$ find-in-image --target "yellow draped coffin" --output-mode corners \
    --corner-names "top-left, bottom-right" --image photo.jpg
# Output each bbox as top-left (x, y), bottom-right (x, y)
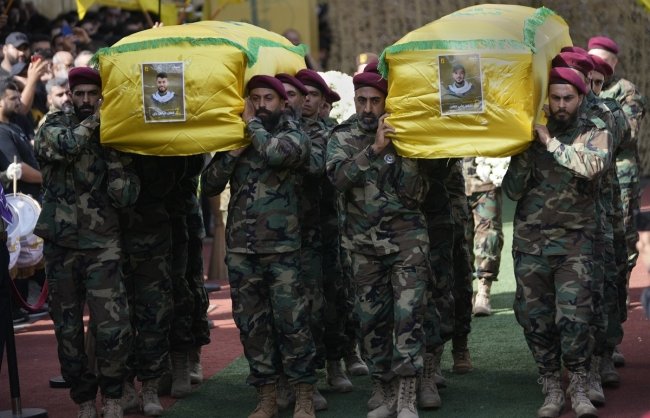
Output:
top-left (379, 5), bottom-right (572, 158)
top-left (94, 21), bottom-right (306, 155)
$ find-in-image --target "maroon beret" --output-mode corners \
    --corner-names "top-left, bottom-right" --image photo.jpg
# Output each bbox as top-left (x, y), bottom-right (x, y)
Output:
top-left (549, 67), bottom-right (587, 95)
top-left (588, 36), bottom-right (619, 55)
top-left (295, 69), bottom-right (330, 94)
top-left (353, 60), bottom-right (388, 96)
top-left (326, 89), bottom-right (341, 104)
top-left (247, 75), bottom-right (288, 101)
top-left (68, 67), bottom-right (101, 91)
top-left (551, 52), bottom-right (594, 77)
top-left (560, 46), bottom-right (588, 55)
top-left (275, 73), bottom-right (308, 96)
top-left (589, 54), bottom-right (613, 77)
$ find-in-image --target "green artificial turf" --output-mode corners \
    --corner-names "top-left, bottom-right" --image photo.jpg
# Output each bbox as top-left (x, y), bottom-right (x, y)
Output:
top-left (167, 194), bottom-right (544, 417)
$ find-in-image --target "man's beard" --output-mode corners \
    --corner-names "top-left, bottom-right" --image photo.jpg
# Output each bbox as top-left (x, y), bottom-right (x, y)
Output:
top-left (74, 104), bottom-right (94, 120)
top-left (256, 108), bottom-right (282, 131)
top-left (549, 108), bottom-right (578, 130)
top-left (358, 112), bottom-right (379, 131)
top-left (158, 88), bottom-right (168, 94)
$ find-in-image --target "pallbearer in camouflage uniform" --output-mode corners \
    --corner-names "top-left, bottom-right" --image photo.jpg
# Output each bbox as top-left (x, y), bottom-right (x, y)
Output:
top-left (445, 161), bottom-right (474, 374)
top-left (327, 63), bottom-right (429, 418)
top-left (118, 155), bottom-right (174, 416)
top-left (202, 75), bottom-right (316, 418)
top-left (462, 157), bottom-right (505, 316)
top-left (34, 67), bottom-right (140, 418)
top-left (503, 67), bottom-right (611, 418)
top-left (419, 159), bottom-right (454, 409)
top-left (588, 36), bottom-right (647, 368)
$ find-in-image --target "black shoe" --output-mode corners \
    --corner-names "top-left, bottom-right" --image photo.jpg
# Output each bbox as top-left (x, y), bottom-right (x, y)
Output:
top-left (12, 308), bottom-right (30, 324)
top-left (204, 283), bottom-right (222, 292)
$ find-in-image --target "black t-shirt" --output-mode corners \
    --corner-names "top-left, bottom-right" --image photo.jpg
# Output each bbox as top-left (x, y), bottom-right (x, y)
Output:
top-left (0, 122), bottom-right (41, 199)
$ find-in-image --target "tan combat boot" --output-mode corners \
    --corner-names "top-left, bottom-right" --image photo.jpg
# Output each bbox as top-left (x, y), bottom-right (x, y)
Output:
top-left (433, 345), bottom-right (446, 387)
top-left (141, 378), bottom-right (164, 417)
top-left (536, 372), bottom-right (564, 418)
top-left (102, 398), bottom-right (123, 418)
top-left (567, 370), bottom-right (598, 418)
top-left (276, 374), bottom-right (295, 410)
top-left (326, 360), bottom-right (353, 392)
top-left (367, 378), bottom-right (397, 418)
top-left (345, 346), bottom-right (369, 376)
top-left (189, 347), bottom-right (203, 384)
top-left (77, 400), bottom-right (97, 418)
top-left (472, 278), bottom-right (492, 316)
top-left (451, 335), bottom-right (473, 374)
top-left (396, 376), bottom-right (418, 418)
top-left (367, 378), bottom-right (385, 411)
top-left (293, 383), bottom-right (316, 418)
top-left (170, 350), bottom-right (191, 398)
top-left (119, 379), bottom-right (138, 413)
top-left (249, 384), bottom-right (278, 418)
top-left (418, 352), bottom-right (441, 409)
top-left (587, 356), bottom-right (605, 406)
top-left (599, 353), bottom-right (620, 388)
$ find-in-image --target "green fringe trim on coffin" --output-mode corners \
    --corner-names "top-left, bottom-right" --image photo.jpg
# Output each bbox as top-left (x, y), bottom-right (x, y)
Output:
top-left (378, 38), bottom-right (529, 78)
top-left (522, 7), bottom-right (558, 52)
top-left (90, 37), bottom-right (306, 68)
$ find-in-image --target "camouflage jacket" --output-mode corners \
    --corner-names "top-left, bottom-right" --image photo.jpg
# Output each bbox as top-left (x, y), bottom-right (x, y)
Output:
top-left (299, 116), bottom-right (328, 245)
top-left (584, 92), bottom-right (629, 234)
top-left (600, 76), bottom-right (646, 140)
top-left (421, 159), bottom-right (454, 227)
top-left (201, 113), bottom-right (310, 254)
top-left (502, 113), bottom-right (612, 256)
top-left (34, 111), bottom-right (140, 249)
top-left (462, 157), bottom-right (497, 195)
top-left (119, 154), bottom-right (177, 254)
top-left (326, 114), bottom-right (429, 255)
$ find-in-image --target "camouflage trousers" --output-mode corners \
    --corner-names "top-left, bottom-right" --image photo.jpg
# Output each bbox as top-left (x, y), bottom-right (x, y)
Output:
top-left (617, 163), bottom-right (640, 269)
top-left (123, 244), bottom-right (172, 381)
top-left (468, 188), bottom-right (504, 280)
top-left (423, 224), bottom-right (454, 350)
top-left (321, 228), bottom-right (355, 361)
top-left (513, 251), bottom-right (594, 374)
top-left (350, 246), bottom-right (429, 380)
top-left (187, 212), bottom-right (210, 348)
top-left (300, 242), bottom-right (326, 368)
top-left (591, 231), bottom-right (623, 357)
top-left (44, 242), bottom-right (132, 403)
top-left (227, 251), bottom-right (316, 386)
top-left (168, 215), bottom-right (194, 352)
top-left (451, 196), bottom-right (474, 338)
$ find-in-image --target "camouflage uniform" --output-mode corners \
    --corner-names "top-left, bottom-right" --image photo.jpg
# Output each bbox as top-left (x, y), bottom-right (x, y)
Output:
top-left (326, 114), bottom-right (430, 380)
top-left (462, 157), bottom-right (504, 281)
top-left (599, 76), bottom-right (646, 271)
top-left (298, 116), bottom-right (328, 368)
top-left (201, 113), bottom-right (315, 386)
top-left (421, 160), bottom-right (455, 350)
top-left (166, 155), bottom-right (210, 352)
top-left (120, 155), bottom-right (174, 382)
top-left (34, 110), bottom-right (140, 403)
top-left (583, 92), bottom-right (631, 358)
top-left (502, 109), bottom-right (612, 375)
top-left (445, 161), bottom-right (474, 339)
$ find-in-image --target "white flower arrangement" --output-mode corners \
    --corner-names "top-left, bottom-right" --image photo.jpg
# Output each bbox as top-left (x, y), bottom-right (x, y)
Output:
top-left (474, 157), bottom-right (511, 187)
top-left (318, 70), bottom-right (356, 123)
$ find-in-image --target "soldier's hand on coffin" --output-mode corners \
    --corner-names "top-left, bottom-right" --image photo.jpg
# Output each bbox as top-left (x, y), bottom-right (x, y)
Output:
top-left (533, 124), bottom-right (552, 147)
top-left (6, 162), bottom-right (22, 180)
top-left (242, 98), bottom-right (256, 123)
top-left (372, 113), bottom-right (395, 154)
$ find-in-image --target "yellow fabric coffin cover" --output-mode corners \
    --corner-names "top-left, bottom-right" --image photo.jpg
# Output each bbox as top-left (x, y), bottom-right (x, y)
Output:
top-left (378, 5), bottom-right (572, 158)
top-left (94, 21), bottom-right (306, 155)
